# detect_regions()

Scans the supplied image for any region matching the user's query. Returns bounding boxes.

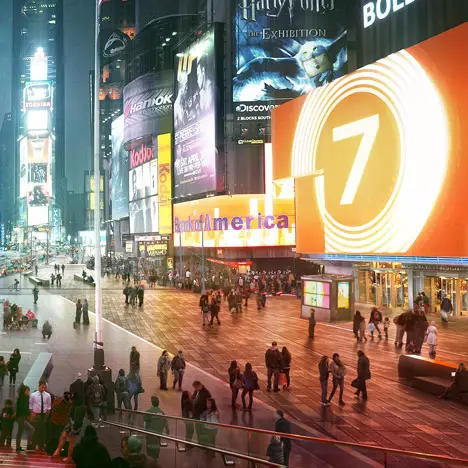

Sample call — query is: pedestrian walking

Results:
[308,309,316,338]
[228,361,242,409]
[353,311,361,341]
[87,375,105,422]
[426,321,438,358]
[157,350,171,390]
[171,350,186,391]
[143,396,169,461]
[241,362,259,411]
[47,391,72,446]
[383,317,391,339]
[42,321,52,339]
[32,285,39,304]
[127,371,143,410]
[50,273,55,286]
[353,350,371,400]
[192,381,211,420]
[359,314,367,342]
[440,295,452,323]
[0,399,14,448]
[209,298,221,325]
[0,356,8,390]
[69,373,86,406]
[35,265,38,276]
[413,307,428,354]
[274,409,292,466]
[123,285,130,305]
[369,308,383,339]
[267,436,284,465]
[327,353,346,406]
[199,293,210,326]
[61,264,65,275]
[8,349,21,386]
[75,299,82,324]
[29,380,52,450]
[129,286,137,306]
[82,299,89,325]
[318,356,330,406]
[394,312,407,348]
[129,346,140,374]
[281,347,292,389]
[181,391,194,444]
[114,369,130,410]
[265,342,282,392]
[137,285,144,307]
[200,398,220,452]
[56,273,62,287]
[15,384,35,452]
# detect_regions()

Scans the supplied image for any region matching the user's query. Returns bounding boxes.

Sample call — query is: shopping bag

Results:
[368,322,376,332]
[351,378,360,389]
[278,372,287,386]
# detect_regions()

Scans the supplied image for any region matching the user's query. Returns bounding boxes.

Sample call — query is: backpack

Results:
[115,376,128,394]
[89,384,103,404]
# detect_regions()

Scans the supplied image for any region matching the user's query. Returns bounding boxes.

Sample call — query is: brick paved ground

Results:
[6,262,468,466]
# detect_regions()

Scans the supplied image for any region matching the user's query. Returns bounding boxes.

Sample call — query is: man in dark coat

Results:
[265,342,282,392]
[274,409,292,466]
[72,424,111,468]
[355,350,371,400]
[309,309,316,338]
[191,380,211,419]
[70,373,86,405]
[130,346,140,374]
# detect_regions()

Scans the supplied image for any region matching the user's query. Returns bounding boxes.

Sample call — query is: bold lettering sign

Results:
[363,0,416,29]
[174,213,290,233]
[157,134,173,235]
[130,144,154,169]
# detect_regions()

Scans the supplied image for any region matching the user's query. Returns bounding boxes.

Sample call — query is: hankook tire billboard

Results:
[123,71,173,144]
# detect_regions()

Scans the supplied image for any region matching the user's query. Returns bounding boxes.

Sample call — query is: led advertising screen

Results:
[233,0,347,143]
[304,280,331,309]
[111,115,129,220]
[337,282,350,309]
[173,194,295,248]
[173,29,217,198]
[123,71,173,143]
[272,22,468,257]
[24,81,52,109]
[157,134,172,235]
[130,195,159,234]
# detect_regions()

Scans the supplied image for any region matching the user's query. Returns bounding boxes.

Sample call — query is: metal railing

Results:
[103,419,285,467]
[115,408,468,467]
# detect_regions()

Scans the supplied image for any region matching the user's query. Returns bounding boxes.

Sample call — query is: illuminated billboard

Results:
[157,134,172,235]
[111,115,129,220]
[24,81,52,109]
[233,0,347,143]
[173,28,218,198]
[272,22,468,257]
[19,138,28,198]
[173,194,295,248]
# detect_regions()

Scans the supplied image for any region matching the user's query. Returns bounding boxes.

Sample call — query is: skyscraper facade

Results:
[12,0,65,242]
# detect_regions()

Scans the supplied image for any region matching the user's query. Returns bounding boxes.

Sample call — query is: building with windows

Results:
[0,113,15,238]
[12,0,65,243]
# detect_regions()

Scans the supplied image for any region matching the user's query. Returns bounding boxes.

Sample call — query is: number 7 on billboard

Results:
[333,114,380,206]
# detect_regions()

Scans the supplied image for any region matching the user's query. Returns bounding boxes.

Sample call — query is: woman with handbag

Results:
[281,347,292,389]
[241,363,259,411]
[228,361,242,409]
[327,353,346,406]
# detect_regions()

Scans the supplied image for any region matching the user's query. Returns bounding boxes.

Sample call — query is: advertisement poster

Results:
[233,0,347,143]
[173,29,217,198]
[123,71,173,143]
[130,195,158,234]
[111,115,129,220]
[157,134,172,235]
[272,22,468,257]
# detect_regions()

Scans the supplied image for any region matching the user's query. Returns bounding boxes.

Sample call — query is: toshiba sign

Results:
[363,0,417,28]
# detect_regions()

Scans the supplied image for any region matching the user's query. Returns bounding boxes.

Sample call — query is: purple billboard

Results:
[173,29,217,198]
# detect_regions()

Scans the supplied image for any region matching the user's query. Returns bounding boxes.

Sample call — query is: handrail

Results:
[104,420,285,467]
[116,408,468,466]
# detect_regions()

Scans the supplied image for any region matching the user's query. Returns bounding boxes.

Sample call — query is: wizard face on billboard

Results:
[233,0,347,103]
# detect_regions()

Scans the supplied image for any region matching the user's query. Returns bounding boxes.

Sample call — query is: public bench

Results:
[22,270,33,276]
[23,352,53,389]
[28,276,50,287]
[398,354,468,404]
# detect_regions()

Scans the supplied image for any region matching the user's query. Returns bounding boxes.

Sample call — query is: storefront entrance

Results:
[358,268,409,309]
[423,276,468,316]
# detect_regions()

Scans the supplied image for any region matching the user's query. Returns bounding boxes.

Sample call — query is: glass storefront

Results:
[423,276,468,316]
[358,267,409,309]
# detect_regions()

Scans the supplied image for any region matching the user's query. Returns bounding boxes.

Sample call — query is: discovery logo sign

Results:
[235,102,280,121]
[123,70,174,143]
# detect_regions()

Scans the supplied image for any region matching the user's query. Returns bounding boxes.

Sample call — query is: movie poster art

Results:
[233,0,348,142]
[173,29,217,198]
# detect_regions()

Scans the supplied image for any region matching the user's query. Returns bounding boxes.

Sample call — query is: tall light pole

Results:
[93,0,103,368]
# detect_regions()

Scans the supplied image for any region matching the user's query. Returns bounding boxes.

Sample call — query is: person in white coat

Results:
[426,321,438,358]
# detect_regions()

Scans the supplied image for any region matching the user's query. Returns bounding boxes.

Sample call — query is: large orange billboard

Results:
[272,22,468,257]
[173,194,295,248]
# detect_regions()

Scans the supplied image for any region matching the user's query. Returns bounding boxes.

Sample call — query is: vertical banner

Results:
[157,133,172,234]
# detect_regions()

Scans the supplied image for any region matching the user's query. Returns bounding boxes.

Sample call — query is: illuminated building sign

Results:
[272,22,468,257]
[173,194,295,248]
[130,143,154,169]
[363,0,417,29]
[24,81,52,109]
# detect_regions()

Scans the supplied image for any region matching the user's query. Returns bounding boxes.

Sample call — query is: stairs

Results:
[0,443,74,467]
